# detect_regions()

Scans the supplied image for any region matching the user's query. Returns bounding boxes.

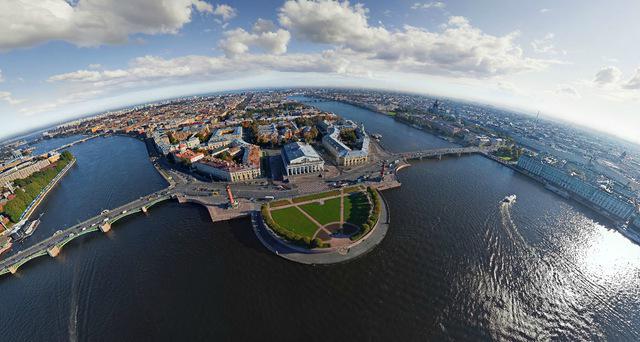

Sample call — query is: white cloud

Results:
[539,8,550,13]
[555,84,581,99]
[0,91,24,105]
[218,19,291,56]
[593,66,622,85]
[0,0,213,51]
[47,51,349,91]
[623,68,640,90]
[213,4,237,22]
[0,69,4,83]
[531,33,555,53]
[88,63,102,69]
[278,0,548,78]
[411,2,446,10]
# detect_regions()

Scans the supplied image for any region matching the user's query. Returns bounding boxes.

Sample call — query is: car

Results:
[82,227,87,231]
[121,210,128,214]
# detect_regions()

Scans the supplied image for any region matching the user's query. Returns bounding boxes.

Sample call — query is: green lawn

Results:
[291,190,341,203]
[299,197,341,225]
[270,206,319,238]
[343,192,370,227]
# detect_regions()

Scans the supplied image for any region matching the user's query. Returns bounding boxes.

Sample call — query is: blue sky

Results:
[1,0,639,142]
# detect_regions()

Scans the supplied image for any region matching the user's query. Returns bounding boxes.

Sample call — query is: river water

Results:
[1,101,640,341]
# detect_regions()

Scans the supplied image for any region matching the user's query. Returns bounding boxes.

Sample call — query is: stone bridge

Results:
[0,192,172,276]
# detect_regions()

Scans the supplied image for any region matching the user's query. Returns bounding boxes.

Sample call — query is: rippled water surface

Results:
[1,104,639,341]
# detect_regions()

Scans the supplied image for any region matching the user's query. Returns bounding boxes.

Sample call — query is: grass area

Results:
[299,197,341,225]
[344,191,371,227]
[291,189,341,203]
[269,199,291,208]
[270,206,319,238]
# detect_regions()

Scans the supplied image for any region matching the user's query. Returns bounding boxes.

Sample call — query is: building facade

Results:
[518,155,636,222]
[322,121,370,166]
[281,142,324,176]
[194,141,261,182]
[0,159,51,186]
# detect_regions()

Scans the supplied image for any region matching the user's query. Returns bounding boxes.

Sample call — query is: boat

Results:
[22,217,41,238]
[502,194,517,203]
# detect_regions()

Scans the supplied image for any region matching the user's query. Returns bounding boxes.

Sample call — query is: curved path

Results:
[251,190,390,265]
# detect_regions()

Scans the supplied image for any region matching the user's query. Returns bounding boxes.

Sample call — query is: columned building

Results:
[281,142,324,176]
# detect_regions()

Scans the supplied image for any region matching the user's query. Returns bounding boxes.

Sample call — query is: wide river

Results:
[2,100,640,341]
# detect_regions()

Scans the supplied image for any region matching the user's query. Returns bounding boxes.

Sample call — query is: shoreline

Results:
[20,158,76,222]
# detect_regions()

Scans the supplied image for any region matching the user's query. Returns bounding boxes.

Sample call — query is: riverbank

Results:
[19,157,76,223]
[1,152,76,226]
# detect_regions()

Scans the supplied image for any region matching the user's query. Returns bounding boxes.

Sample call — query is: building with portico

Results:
[281,142,324,176]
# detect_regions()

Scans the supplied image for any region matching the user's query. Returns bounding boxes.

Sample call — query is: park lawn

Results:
[291,190,341,204]
[344,191,371,227]
[270,206,319,238]
[299,197,341,225]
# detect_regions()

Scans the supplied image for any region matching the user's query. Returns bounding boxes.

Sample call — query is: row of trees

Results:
[2,151,74,223]
[260,205,328,249]
[351,187,382,241]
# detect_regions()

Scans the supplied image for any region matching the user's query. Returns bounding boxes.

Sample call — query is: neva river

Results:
[2,102,640,340]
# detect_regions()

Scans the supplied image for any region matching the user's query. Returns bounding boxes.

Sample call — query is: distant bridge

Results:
[393,146,498,161]
[52,134,102,152]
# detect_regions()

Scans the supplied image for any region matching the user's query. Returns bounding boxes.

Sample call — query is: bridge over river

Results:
[0,176,302,277]
[393,146,499,161]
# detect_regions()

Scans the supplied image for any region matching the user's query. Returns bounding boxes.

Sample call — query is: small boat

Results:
[502,194,517,203]
[22,218,41,238]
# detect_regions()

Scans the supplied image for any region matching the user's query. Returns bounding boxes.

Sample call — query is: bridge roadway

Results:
[51,134,102,152]
[0,177,302,276]
[393,146,498,160]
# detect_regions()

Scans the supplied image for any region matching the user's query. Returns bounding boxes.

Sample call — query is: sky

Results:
[0,0,639,142]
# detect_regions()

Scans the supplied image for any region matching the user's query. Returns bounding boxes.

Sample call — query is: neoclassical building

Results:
[322,120,370,166]
[281,142,324,176]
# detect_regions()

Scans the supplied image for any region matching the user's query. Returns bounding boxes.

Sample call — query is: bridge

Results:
[393,146,498,161]
[0,190,173,275]
[52,134,102,152]
[0,172,302,277]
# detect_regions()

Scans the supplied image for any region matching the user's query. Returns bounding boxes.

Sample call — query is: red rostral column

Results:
[380,161,386,181]
[226,184,236,206]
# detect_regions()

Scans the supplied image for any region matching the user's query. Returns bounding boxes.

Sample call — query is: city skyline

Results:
[1,0,640,143]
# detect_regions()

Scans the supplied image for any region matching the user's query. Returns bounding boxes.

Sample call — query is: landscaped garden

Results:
[261,185,382,249]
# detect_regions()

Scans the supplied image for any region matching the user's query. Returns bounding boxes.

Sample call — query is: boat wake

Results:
[499,199,532,252]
